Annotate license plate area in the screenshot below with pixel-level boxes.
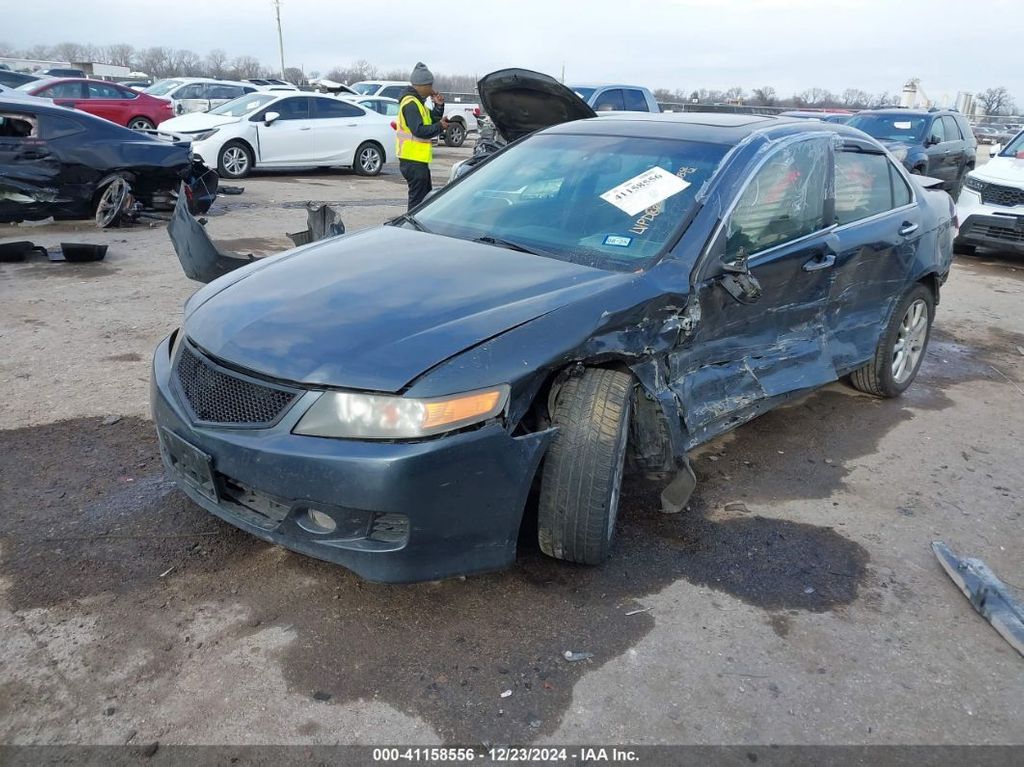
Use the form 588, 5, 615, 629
160, 429, 218, 502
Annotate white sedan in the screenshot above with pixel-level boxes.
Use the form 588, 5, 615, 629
158, 92, 395, 179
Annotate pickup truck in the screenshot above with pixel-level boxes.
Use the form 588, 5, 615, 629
349, 80, 480, 146
569, 83, 661, 113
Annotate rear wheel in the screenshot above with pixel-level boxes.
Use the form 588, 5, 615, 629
538, 369, 633, 565
354, 141, 383, 176
849, 284, 934, 398
128, 117, 155, 131
443, 120, 466, 147
218, 141, 253, 179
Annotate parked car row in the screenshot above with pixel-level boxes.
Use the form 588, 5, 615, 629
16, 77, 173, 130
350, 80, 481, 147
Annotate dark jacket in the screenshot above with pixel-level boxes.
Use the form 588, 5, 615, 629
400, 87, 445, 143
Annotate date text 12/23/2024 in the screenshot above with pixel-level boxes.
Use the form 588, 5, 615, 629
373, 747, 640, 762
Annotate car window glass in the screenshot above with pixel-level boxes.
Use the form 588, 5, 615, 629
622, 89, 649, 112
314, 98, 363, 118
0, 112, 38, 138
86, 82, 125, 99
594, 89, 626, 112
272, 97, 311, 120
208, 85, 240, 100
380, 86, 404, 100
41, 82, 82, 99
891, 163, 912, 207
929, 118, 946, 144
942, 116, 962, 141
835, 150, 897, 225
175, 84, 205, 100
385, 101, 399, 116
726, 138, 828, 258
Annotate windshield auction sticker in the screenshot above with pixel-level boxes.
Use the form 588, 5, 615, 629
600, 166, 691, 216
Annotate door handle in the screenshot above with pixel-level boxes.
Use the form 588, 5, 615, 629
802, 253, 836, 272
899, 222, 919, 237
346, 123, 358, 127
299, 126, 311, 131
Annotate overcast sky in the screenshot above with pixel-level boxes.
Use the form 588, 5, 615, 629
5, 0, 1020, 104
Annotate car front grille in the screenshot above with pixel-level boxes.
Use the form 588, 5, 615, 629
980, 183, 1024, 208
970, 222, 1024, 243
174, 342, 299, 426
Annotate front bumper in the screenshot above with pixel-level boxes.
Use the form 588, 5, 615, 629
956, 189, 1024, 253
151, 334, 552, 582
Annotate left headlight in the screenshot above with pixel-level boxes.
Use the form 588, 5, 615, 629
964, 175, 985, 192
191, 128, 219, 142
293, 385, 510, 440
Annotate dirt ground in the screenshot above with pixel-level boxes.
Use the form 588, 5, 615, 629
1, 144, 1023, 747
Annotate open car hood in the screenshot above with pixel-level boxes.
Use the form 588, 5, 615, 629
477, 68, 596, 143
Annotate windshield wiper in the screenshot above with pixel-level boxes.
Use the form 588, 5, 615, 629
473, 235, 539, 255
391, 213, 430, 233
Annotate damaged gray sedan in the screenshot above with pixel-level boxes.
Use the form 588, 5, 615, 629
153, 97, 955, 582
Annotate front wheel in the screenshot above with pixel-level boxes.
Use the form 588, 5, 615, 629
354, 142, 383, 176
849, 284, 934, 398
538, 368, 633, 565
443, 121, 466, 147
218, 141, 253, 179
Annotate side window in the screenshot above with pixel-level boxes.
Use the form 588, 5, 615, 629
929, 118, 946, 144
385, 102, 400, 117
593, 88, 626, 112
41, 82, 83, 99
622, 89, 649, 112
175, 84, 204, 100
726, 138, 828, 258
835, 149, 897, 225
272, 97, 311, 120
942, 116, 962, 141
208, 85, 241, 100
0, 112, 39, 138
313, 98, 363, 118
86, 82, 126, 99
891, 164, 912, 207
380, 86, 404, 100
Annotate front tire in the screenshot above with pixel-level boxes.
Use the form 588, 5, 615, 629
354, 141, 383, 176
218, 141, 253, 179
443, 120, 466, 147
538, 369, 633, 565
849, 284, 934, 398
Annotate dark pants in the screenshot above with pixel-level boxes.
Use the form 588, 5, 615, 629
400, 159, 432, 210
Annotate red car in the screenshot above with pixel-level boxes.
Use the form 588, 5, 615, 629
19, 78, 173, 131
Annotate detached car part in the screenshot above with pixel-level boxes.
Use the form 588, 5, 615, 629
168, 185, 253, 283
287, 202, 345, 247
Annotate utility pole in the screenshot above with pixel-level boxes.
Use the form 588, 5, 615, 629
273, 0, 285, 79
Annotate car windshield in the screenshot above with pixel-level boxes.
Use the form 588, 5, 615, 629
412, 132, 729, 272
145, 79, 185, 97
847, 114, 928, 143
351, 82, 379, 95
999, 130, 1024, 157
209, 93, 276, 116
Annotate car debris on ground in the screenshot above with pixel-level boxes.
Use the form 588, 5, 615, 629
933, 541, 1024, 657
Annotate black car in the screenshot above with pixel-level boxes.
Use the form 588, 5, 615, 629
0, 97, 215, 223
847, 109, 977, 197
779, 110, 852, 124
0, 70, 40, 89
35, 67, 86, 78
154, 81, 955, 583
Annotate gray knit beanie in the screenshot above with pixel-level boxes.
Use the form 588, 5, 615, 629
410, 62, 434, 86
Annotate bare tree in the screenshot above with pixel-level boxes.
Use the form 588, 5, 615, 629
51, 41, 85, 63
841, 88, 871, 108
230, 55, 263, 79
172, 49, 202, 76
25, 44, 53, 61
205, 49, 228, 78
750, 86, 777, 106
870, 91, 894, 108
283, 66, 306, 86
104, 43, 135, 67
978, 86, 1015, 115
137, 46, 173, 78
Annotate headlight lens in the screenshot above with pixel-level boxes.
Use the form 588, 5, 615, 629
963, 175, 985, 192
191, 128, 219, 142
293, 385, 509, 439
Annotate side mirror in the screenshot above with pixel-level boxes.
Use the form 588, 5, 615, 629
264, 111, 281, 125
706, 227, 763, 305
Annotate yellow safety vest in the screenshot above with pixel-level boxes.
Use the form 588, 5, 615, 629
396, 94, 433, 163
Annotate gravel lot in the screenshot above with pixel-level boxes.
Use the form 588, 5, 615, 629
1, 143, 1022, 746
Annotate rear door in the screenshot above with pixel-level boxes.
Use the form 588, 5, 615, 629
254, 96, 316, 164
674, 136, 837, 443
174, 83, 212, 115
311, 98, 370, 164
827, 141, 922, 370
83, 81, 134, 126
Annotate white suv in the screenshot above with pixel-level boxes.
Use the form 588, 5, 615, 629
956, 129, 1024, 255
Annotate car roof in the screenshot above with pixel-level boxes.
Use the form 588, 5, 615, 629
855, 108, 959, 117
543, 111, 816, 144
569, 83, 648, 89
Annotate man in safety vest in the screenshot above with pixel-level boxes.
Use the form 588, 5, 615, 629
396, 62, 448, 210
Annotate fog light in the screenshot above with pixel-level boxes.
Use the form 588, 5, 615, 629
300, 508, 337, 534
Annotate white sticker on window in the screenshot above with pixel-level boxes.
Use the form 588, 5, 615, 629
893, 121, 912, 130
600, 166, 691, 216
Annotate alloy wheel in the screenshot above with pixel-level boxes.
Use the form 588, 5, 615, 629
359, 147, 381, 174
222, 147, 248, 176
892, 298, 928, 384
